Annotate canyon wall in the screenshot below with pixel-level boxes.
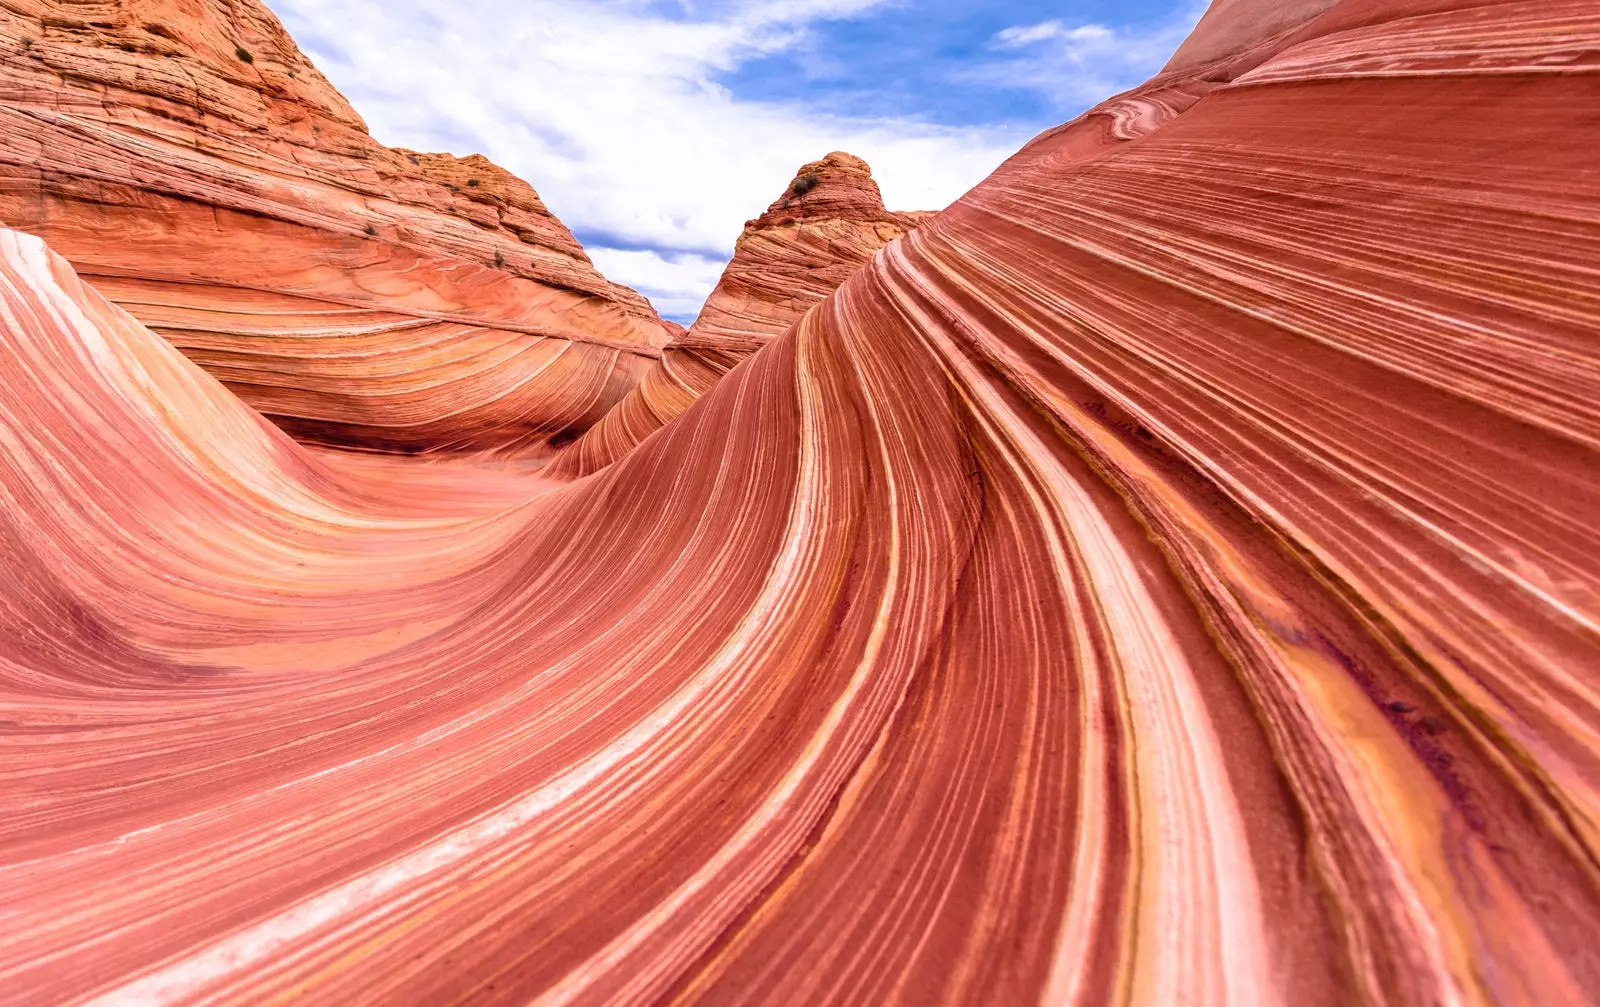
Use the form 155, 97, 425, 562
0, 0, 672, 453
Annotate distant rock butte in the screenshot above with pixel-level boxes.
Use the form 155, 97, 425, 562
548, 152, 933, 477
0, 0, 672, 454
685, 151, 931, 354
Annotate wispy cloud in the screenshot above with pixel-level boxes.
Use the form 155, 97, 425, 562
991, 21, 1114, 50
585, 247, 730, 322
971, 4, 1205, 110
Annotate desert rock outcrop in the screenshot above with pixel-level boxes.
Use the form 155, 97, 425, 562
549, 152, 931, 477
0, 0, 672, 453
686, 150, 932, 354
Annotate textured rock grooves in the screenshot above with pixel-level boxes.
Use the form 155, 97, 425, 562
4, 1, 1600, 1004
548, 152, 931, 478
0, 0, 672, 454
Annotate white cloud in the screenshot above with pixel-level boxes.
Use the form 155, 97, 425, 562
585, 247, 728, 322
992, 21, 1114, 50
266, 0, 1029, 322
975, 4, 1206, 109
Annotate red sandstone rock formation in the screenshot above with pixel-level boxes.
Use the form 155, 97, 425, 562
549, 152, 932, 478
0, 0, 673, 453
687, 151, 931, 354
3, 1, 1600, 1004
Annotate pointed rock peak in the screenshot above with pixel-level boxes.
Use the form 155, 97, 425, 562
750, 151, 900, 231
805, 151, 874, 178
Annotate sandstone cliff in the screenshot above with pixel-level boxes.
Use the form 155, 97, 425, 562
0, 0, 672, 453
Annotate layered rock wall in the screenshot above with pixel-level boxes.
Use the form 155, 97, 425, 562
684, 151, 931, 354
0, 0, 672, 453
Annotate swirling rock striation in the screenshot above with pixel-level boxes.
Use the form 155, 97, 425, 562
0, 0, 673, 453
549, 152, 932, 477
3, 0, 1600, 1004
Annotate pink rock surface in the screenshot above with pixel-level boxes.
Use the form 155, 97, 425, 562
0, 0, 672, 454
3, 1, 1600, 1003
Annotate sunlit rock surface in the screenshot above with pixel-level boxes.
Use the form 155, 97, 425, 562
0, 0, 672, 454
549, 152, 931, 478
4, 0, 1600, 1004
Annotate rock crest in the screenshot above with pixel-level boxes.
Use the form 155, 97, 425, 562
549, 151, 934, 476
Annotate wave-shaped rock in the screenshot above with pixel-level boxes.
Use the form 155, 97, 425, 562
0, 0, 673, 453
3, 0, 1599, 1003
550, 152, 931, 477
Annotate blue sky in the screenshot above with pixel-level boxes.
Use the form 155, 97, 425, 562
268, 0, 1203, 323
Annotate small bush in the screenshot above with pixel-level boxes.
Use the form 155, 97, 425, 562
363, 225, 377, 237
493, 251, 505, 267
22, 37, 33, 49
790, 173, 821, 197
467, 178, 481, 187
235, 46, 254, 64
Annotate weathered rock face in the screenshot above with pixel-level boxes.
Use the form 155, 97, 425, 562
0, 0, 672, 453
548, 152, 931, 477
4, 1, 1600, 1004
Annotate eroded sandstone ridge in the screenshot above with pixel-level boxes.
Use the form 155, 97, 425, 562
549, 151, 931, 477
3, 0, 1600, 1004
0, 0, 673, 453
